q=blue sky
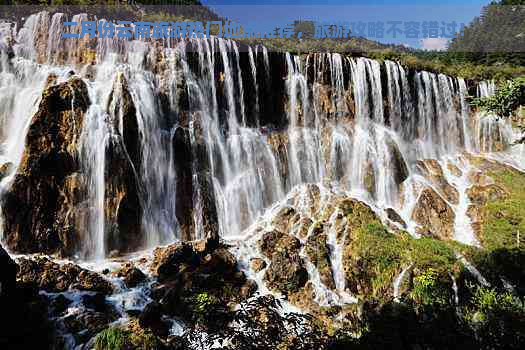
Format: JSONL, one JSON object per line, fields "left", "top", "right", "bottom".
{"left": 200, "top": 0, "right": 492, "bottom": 49}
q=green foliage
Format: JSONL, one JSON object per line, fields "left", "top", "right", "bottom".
{"left": 471, "top": 77, "right": 525, "bottom": 118}
{"left": 411, "top": 268, "right": 450, "bottom": 307}
{"left": 94, "top": 327, "right": 127, "bottom": 350}
{"left": 192, "top": 291, "right": 220, "bottom": 324}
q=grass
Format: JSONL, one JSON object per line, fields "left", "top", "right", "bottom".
{"left": 94, "top": 323, "right": 161, "bottom": 350}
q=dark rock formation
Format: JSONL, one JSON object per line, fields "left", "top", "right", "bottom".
{"left": 104, "top": 73, "right": 143, "bottom": 254}
{"left": 2, "top": 73, "right": 144, "bottom": 257}
{"left": 2, "top": 77, "right": 90, "bottom": 255}
{"left": 115, "top": 262, "right": 147, "bottom": 288}
{"left": 0, "top": 245, "right": 54, "bottom": 349}
{"left": 149, "top": 240, "right": 255, "bottom": 324}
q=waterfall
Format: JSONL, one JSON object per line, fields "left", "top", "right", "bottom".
{"left": 0, "top": 11, "right": 524, "bottom": 260}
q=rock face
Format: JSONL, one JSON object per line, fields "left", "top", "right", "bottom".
{"left": 2, "top": 74, "right": 143, "bottom": 257}
{"left": 412, "top": 188, "right": 455, "bottom": 240}
{"left": 103, "top": 74, "right": 143, "bottom": 254}
{"left": 2, "top": 78, "right": 90, "bottom": 255}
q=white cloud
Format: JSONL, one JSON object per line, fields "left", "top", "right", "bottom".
{"left": 419, "top": 38, "right": 449, "bottom": 51}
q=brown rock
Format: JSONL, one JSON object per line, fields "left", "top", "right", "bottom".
{"left": 16, "top": 257, "right": 113, "bottom": 294}
{"left": 150, "top": 242, "right": 199, "bottom": 281}
{"left": 386, "top": 208, "right": 407, "bottom": 228}
{"left": 115, "top": 262, "right": 147, "bottom": 288}
{"left": 259, "top": 231, "right": 307, "bottom": 295}
{"left": 250, "top": 258, "right": 267, "bottom": 273}
{"left": 416, "top": 159, "right": 459, "bottom": 204}
{"left": 411, "top": 188, "right": 455, "bottom": 240}
{"left": 2, "top": 78, "right": 90, "bottom": 255}
{"left": 467, "top": 184, "right": 507, "bottom": 206}
{"left": 0, "top": 162, "right": 13, "bottom": 182}
{"left": 271, "top": 206, "right": 298, "bottom": 234}
{"left": 305, "top": 233, "right": 335, "bottom": 290}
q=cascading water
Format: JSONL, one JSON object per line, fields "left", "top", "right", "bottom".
{"left": 0, "top": 11, "right": 523, "bottom": 263}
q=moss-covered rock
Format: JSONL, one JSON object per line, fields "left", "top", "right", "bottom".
{"left": 305, "top": 233, "right": 335, "bottom": 290}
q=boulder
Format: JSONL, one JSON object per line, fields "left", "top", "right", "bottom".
{"left": 0, "top": 162, "right": 13, "bottom": 182}
{"left": 115, "top": 262, "right": 147, "bottom": 288}
{"left": 139, "top": 301, "right": 171, "bottom": 337}
{"left": 149, "top": 241, "right": 256, "bottom": 324}
{"left": 411, "top": 188, "right": 455, "bottom": 240}
{"left": 259, "top": 231, "right": 308, "bottom": 295}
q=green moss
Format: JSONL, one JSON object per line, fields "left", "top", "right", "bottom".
{"left": 404, "top": 237, "right": 458, "bottom": 273}
{"left": 344, "top": 217, "right": 408, "bottom": 299}
{"left": 482, "top": 168, "right": 525, "bottom": 251}
{"left": 94, "top": 324, "right": 161, "bottom": 350}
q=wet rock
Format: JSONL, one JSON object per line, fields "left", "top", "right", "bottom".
{"left": 104, "top": 73, "right": 143, "bottom": 254}
{"left": 250, "top": 258, "right": 267, "bottom": 273}
{"left": 240, "top": 279, "right": 258, "bottom": 299}
{"left": 447, "top": 163, "right": 462, "bottom": 177}
{"left": 2, "top": 78, "right": 90, "bottom": 255}
{"left": 62, "top": 309, "right": 116, "bottom": 345}
{"left": 305, "top": 233, "right": 335, "bottom": 289}
{"left": 0, "top": 161, "right": 13, "bottom": 182}
{"left": 258, "top": 229, "right": 301, "bottom": 258}
{"left": 16, "top": 257, "right": 113, "bottom": 294}
{"left": 115, "top": 262, "right": 147, "bottom": 288}
{"left": 50, "top": 294, "right": 72, "bottom": 315}
{"left": 271, "top": 206, "right": 298, "bottom": 234}
{"left": 259, "top": 231, "right": 307, "bottom": 295}
{"left": 416, "top": 159, "right": 459, "bottom": 204}
{"left": 386, "top": 208, "right": 407, "bottom": 228}
{"left": 264, "top": 248, "right": 308, "bottom": 295}
{"left": 387, "top": 138, "right": 409, "bottom": 186}
{"left": 296, "top": 216, "right": 314, "bottom": 238}
{"left": 82, "top": 293, "right": 115, "bottom": 315}
{"left": 411, "top": 188, "right": 455, "bottom": 240}
{"left": 139, "top": 301, "right": 171, "bottom": 337}
{"left": 364, "top": 162, "right": 377, "bottom": 198}
{"left": 150, "top": 242, "right": 255, "bottom": 324}
{"left": 150, "top": 242, "right": 199, "bottom": 281}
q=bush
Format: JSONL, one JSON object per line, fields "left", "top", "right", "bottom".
{"left": 471, "top": 77, "right": 525, "bottom": 118}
